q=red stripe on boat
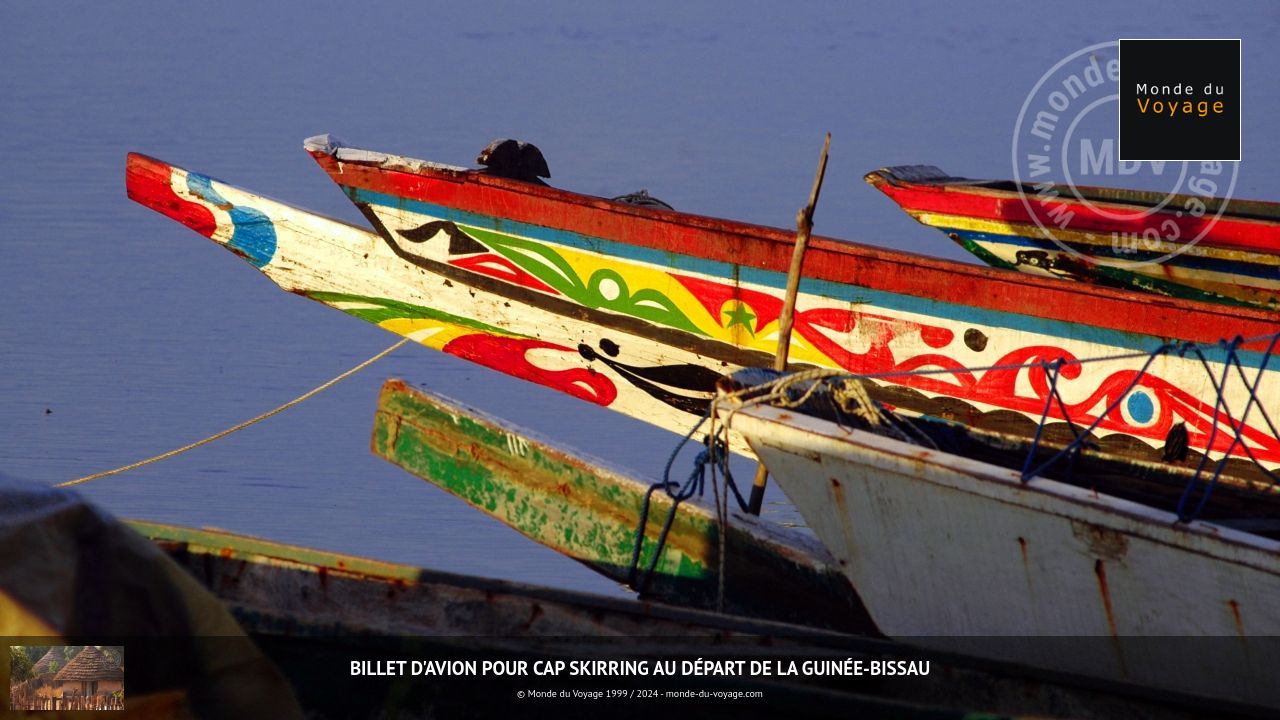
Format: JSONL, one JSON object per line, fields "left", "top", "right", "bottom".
{"left": 442, "top": 334, "right": 618, "bottom": 406}
{"left": 869, "top": 173, "right": 1280, "bottom": 255}
{"left": 126, "top": 153, "right": 217, "bottom": 238}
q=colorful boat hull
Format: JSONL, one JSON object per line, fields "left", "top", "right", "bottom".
{"left": 723, "top": 402, "right": 1280, "bottom": 711}
{"left": 301, "top": 137, "right": 1280, "bottom": 471}
{"left": 125, "top": 151, "right": 755, "bottom": 454}
{"left": 370, "top": 379, "right": 871, "bottom": 631}
{"left": 126, "top": 143, "right": 1280, "bottom": 482}
{"left": 867, "top": 165, "right": 1280, "bottom": 311}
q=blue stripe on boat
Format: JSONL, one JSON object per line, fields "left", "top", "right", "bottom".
{"left": 187, "top": 173, "right": 277, "bottom": 268}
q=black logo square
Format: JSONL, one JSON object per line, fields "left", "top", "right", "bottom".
{"left": 1119, "top": 39, "right": 1240, "bottom": 161}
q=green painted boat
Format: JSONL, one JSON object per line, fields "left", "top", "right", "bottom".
{"left": 370, "top": 379, "right": 872, "bottom": 632}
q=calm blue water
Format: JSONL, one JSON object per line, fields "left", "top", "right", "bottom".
{"left": 2, "top": 1, "right": 1278, "bottom": 596}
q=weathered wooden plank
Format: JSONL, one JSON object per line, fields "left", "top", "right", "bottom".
{"left": 129, "top": 518, "right": 835, "bottom": 639}
{"left": 370, "top": 379, "right": 872, "bottom": 632}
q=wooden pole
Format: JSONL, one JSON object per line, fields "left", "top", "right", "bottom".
{"left": 747, "top": 133, "right": 831, "bottom": 515}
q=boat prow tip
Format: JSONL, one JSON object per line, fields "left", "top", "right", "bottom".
{"left": 125, "top": 151, "right": 172, "bottom": 181}
{"left": 303, "top": 133, "right": 345, "bottom": 157}
{"left": 865, "top": 165, "right": 954, "bottom": 189}
{"left": 125, "top": 151, "right": 220, "bottom": 237}
{"left": 863, "top": 169, "right": 892, "bottom": 188}
{"left": 124, "top": 152, "right": 281, "bottom": 268}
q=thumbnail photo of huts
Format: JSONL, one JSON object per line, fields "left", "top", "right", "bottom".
{"left": 9, "top": 645, "right": 124, "bottom": 711}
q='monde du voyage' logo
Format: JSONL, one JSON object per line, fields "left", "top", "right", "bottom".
{"left": 1011, "top": 40, "right": 1239, "bottom": 268}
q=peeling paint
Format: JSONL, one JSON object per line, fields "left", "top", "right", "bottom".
{"left": 371, "top": 380, "right": 874, "bottom": 632}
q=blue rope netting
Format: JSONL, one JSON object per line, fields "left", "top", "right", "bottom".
{"left": 626, "top": 409, "right": 747, "bottom": 593}
{"left": 1013, "top": 332, "right": 1280, "bottom": 522}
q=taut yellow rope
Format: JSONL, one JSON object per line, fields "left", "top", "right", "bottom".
{"left": 58, "top": 338, "right": 410, "bottom": 488}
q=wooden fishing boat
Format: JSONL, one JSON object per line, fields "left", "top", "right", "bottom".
{"left": 867, "top": 165, "right": 1280, "bottom": 311}
{"left": 126, "top": 141, "right": 1280, "bottom": 486}
{"left": 718, "top": 399, "right": 1280, "bottom": 712}
{"left": 131, "top": 521, "right": 1258, "bottom": 719}
{"left": 370, "top": 378, "right": 870, "bottom": 632}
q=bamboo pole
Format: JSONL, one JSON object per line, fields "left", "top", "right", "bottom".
{"left": 747, "top": 133, "right": 831, "bottom": 515}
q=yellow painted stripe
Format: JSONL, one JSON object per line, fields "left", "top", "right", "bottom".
{"left": 379, "top": 317, "right": 518, "bottom": 350}
{"left": 546, "top": 244, "right": 838, "bottom": 365}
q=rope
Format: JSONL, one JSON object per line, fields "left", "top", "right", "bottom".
{"left": 1183, "top": 337, "right": 1280, "bottom": 484}
{"left": 1175, "top": 334, "right": 1280, "bottom": 521}
{"left": 1175, "top": 338, "right": 1240, "bottom": 520}
{"left": 717, "top": 328, "right": 1280, "bottom": 389}
{"left": 710, "top": 408, "right": 730, "bottom": 613}
{"left": 831, "top": 378, "right": 881, "bottom": 426}
{"left": 626, "top": 409, "right": 747, "bottom": 596}
{"left": 57, "top": 339, "right": 410, "bottom": 488}
{"left": 1006, "top": 333, "right": 1280, "bottom": 522}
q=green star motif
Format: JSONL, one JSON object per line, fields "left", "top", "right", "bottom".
{"left": 722, "top": 303, "right": 757, "bottom": 336}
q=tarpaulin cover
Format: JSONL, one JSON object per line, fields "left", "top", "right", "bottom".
{"left": 0, "top": 476, "right": 303, "bottom": 719}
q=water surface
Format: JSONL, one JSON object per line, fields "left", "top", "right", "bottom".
{"left": 2, "top": 1, "right": 1277, "bottom": 596}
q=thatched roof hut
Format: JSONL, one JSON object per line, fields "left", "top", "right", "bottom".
{"left": 52, "top": 646, "right": 122, "bottom": 684}
{"left": 31, "top": 648, "right": 61, "bottom": 676}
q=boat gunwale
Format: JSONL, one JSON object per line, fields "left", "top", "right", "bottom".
{"left": 912, "top": 210, "right": 1280, "bottom": 267}
{"left": 866, "top": 166, "right": 1280, "bottom": 226}
{"left": 131, "top": 517, "right": 870, "bottom": 642}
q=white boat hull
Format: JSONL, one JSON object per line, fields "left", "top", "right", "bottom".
{"left": 725, "top": 403, "right": 1280, "bottom": 710}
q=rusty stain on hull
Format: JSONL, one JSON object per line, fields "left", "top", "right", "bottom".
{"left": 1229, "top": 599, "right": 1246, "bottom": 638}
{"left": 1093, "top": 560, "right": 1118, "bottom": 639}
{"left": 1093, "top": 560, "right": 1129, "bottom": 678}
{"left": 1017, "top": 536, "right": 1036, "bottom": 602}
{"left": 829, "top": 477, "right": 857, "bottom": 569}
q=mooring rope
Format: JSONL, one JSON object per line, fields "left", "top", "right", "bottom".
{"left": 626, "top": 410, "right": 746, "bottom": 596}
{"left": 57, "top": 338, "right": 410, "bottom": 488}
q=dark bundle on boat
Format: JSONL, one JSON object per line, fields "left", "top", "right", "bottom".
{"left": 476, "top": 138, "right": 550, "bottom": 184}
